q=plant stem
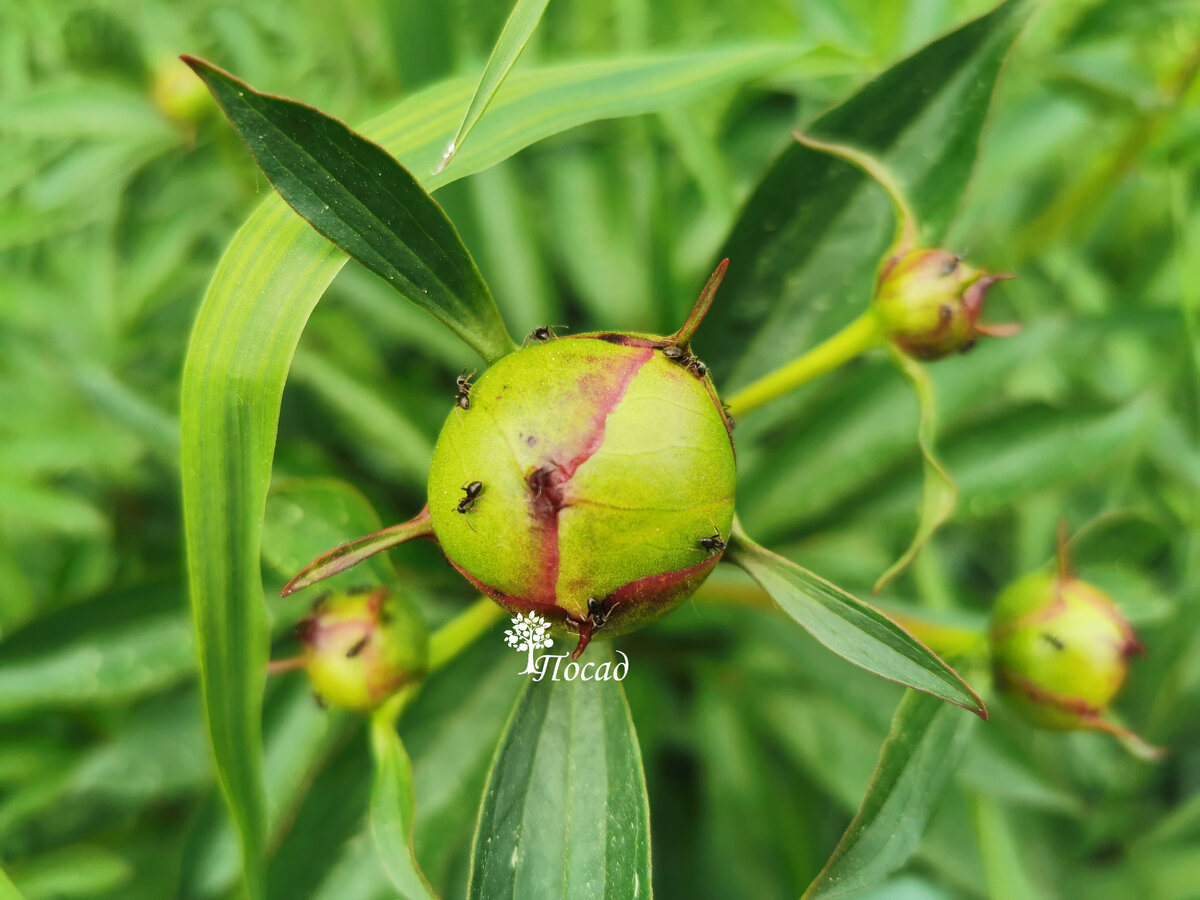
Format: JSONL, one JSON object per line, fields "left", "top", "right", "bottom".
{"left": 725, "top": 311, "right": 883, "bottom": 417}
{"left": 429, "top": 598, "right": 505, "bottom": 672}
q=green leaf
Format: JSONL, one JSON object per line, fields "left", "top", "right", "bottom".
{"left": 701, "top": 0, "right": 1027, "bottom": 388}
{"left": 9, "top": 846, "right": 131, "bottom": 900}
{"left": 183, "top": 56, "right": 516, "bottom": 365}
{"left": 370, "top": 703, "right": 438, "bottom": 900}
{"left": 436, "top": 0, "right": 550, "bottom": 174}
{"left": 0, "top": 586, "right": 192, "bottom": 718}
{"left": 804, "top": 690, "right": 979, "bottom": 898}
{"left": 725, "top": 526, "right": 986, "bottom": 716}
{"left": 178, "top": 45, "right": 802, "bottom": 899}
{"left": 873, "top": 349, "right": 958, "bottom": 592}
{"left": 468, "top": 645, "right": 651, "bottom": 900}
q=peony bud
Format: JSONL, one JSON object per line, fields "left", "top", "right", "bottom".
{"left": 873, "top": 248, "right": 1016, "bottom": 360}
{"left": 295, "top": 586, "right": 428, "bottom": 711}
{"left": 990, "top": 570, "right": 1141, "bottom": 732}
{"left": 427, "top": 332, "right": 737, "bottom": 658}
{"left": 153, "top": 56, "right": 213, "bottom": 126}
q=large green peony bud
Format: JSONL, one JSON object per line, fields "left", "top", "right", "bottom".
{"left": 296, "top": 586, "right": 428, "bottom": 710}
{"left": 990, "top": 570, "right": 1141, "bottom": 732}
{"left": 427, "top": 333, "right": 737, "bottom": 657}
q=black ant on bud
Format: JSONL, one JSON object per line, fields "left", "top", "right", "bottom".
{"left": 456, "top": 481, "right": 483, "bottom": 514}
{"left": 525, "top": 324, "right": 568, "bottom": 345}
{"left": 454, "top": 369, "right": 476, "bottom": 411}
{"left": 661, "top": 344, "right": 708, "bottom": 379}
{"left": 587, "top": 596, "right": 612, "bottom": 629}
{"left": 689, "top": 518, "right": 727, "bottom": 556}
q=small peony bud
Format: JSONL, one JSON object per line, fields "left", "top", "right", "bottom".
{"left": 153, "top": 57, "right": 213, "bottom": 126}
{"left": 427, "top": 332, "right": 737, "bottom": 658}
{"left": 873, "top": 248, "right": 1016, "bottom": 360}
{"left": 295, "top": 586, "right": 428, "bottom": 711}
{"left": 990, "top": 570, "right": 1141, "bottom": 732}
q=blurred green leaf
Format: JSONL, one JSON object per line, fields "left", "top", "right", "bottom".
{"left": 0, "top": 591, "right": 192, "bottom": 717}
{"left": 468, "top": 644, "right": 651, "bottom": 900}
{"left": 369, "top": 705, "right": 438, "bottom": 900}
{"left": 702, "top": 0, "right": 1027, "bottom": 388}
{"left": 9, "top": 845, "right": 131, "bottom": 900}
{"left": 185, "top": 56, "right": 516, "bottom": 364}
{"left": 726, "top": 527, "right": 987, "bottom": 716}
{"left": 969, "top": 793, "right": 1049, "bottom": 900}
{"left": 437, "top": 0, "right": 550, "bottom": 174}
{"left": 804, "top": 690, "right": 979, "bottom": 898}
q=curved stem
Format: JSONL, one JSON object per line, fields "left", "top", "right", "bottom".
{"left": 725, "top": 311, "right": 883, "bottom": 417}
{"left": 794, "top": 131, "right": 918, "bottom": 257}
{"left": 429, "top": 598, "right": 506, "bottom": 672}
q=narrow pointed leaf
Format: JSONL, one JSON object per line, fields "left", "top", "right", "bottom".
{"left": 281, "top": 506, "right": 434, "bottom": 596}
{"left": 468, "top": 645, "right": 651, "bottom": 899}
{"left": 179, "top": 46, "right": 800, "bottom": 900}
{"left": 725, "top": 527, "right": 986, "bottom": 716}
{"left": 804, "top": 689, "right": 980, "bottom": 898}
{"left": 183, "top": 56, "right": 516, "bottom": 364}
{"left": 436, "top": 0, "right": 550, "bottom": 174}
{"left": 874, "top": 349, "right": 958, "bottom": 592}
{"left": 701, "top": 0, "right": 1028, "bottom": 387}
{"left": 370, "top": 706, "right": 438, "bottom": 900}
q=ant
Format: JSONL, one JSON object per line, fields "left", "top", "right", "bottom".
{"left": 454, "top": 369, "right": 476, "bottom": 411}
{"left": 661, "top": 344, "right": 708, "bottom": 379}
{"left": 691, "top": 518, "right": 727, "bottom": 556}
{"left": 456, "top": 480, "right": 483, "bottom": 513}
{"left": 587, "top": 596, "right": 612, "bottom": 629}
{"left": 525, "top": 324, "right": 568, "bottom": 345}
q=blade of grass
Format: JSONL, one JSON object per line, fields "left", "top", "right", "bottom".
{"left": 435, "top": 0, "right": 550, "bottom": 174}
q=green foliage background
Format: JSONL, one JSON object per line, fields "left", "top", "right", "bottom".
{"left": 1, "top": 0, "right": 1198, "bottom": 897}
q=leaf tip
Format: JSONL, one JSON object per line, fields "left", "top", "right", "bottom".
{"left": 433, "top": 140, "right": 456, "bottom": 175}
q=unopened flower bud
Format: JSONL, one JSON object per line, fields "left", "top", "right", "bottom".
{"left": 873, "top": 248, "right": 1016, "bottom": 360}
{"left": 990, "top": 571, "right": 1141, "bottom": 732}
{"left": 296, "top": 586, "right": 428, "bottom": 711}
{"left": 427, "top": 333, "right": 736, "bottom": 658}
{"left": 153, "top": 57, "right": 213, "bottom": 126}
